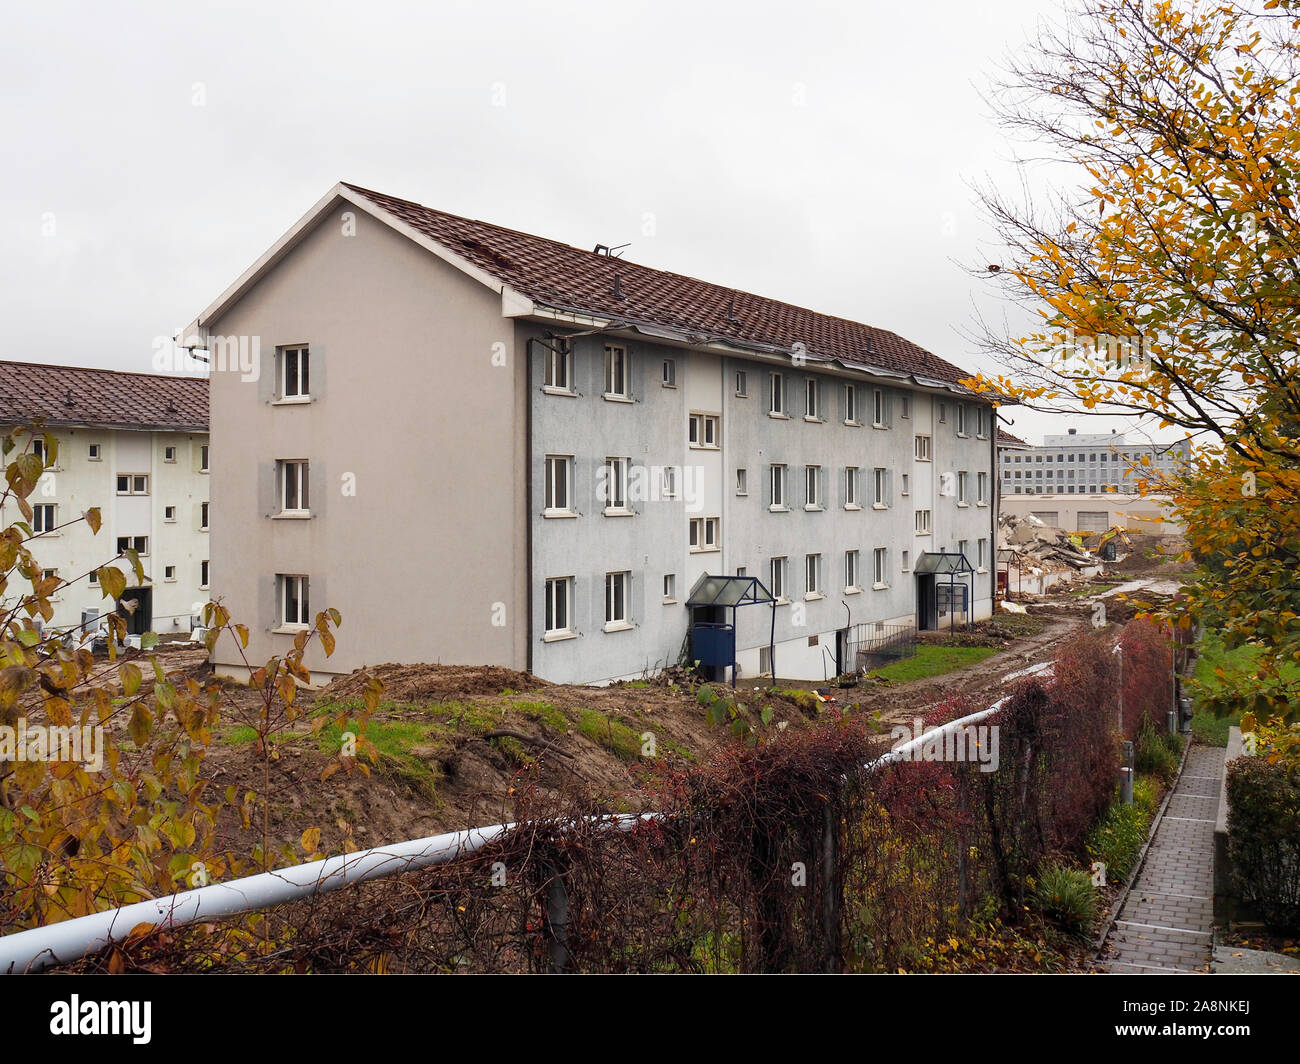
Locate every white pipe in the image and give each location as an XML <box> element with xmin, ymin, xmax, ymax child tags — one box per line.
<box><xmin>1</xmin><ymin>695</ymin><xmax>1025</xmax><ymax>974</ymax></box>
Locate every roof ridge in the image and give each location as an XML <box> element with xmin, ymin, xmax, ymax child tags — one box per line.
<box><xmin>0</xmin><ymin>359</ymin><xmax>209</xmax><ymax>384</ymax></box>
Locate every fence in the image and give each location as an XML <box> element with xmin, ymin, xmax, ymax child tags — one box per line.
<box><xmin>849</xmin><ymin>622</ymin><xmax>917</xmax><ymax>672</ymax></box>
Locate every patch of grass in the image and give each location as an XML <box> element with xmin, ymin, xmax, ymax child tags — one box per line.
<box><xmin>871</xmin><ymin>645</ymin><xmax>998</xmax><ymax>683</ymax></box>
<box><xmin>314</xmin><ymin>717</ymin><xmax>443</xmax><ymax>800</ymax></box>
<box><xmin>1032</xmin><ymin>864</ymin><xmax>1099</xmax><ymax>938</ymax></box>
<box><xmin>1135</xmin><ymin>719</ymin><xmax>1182</xmax><ymax>780</ymax></box>
<box><xmin>1086</xmin><ymin>788</ymin><xmax>1154</xmax><ymax>885</ymax></box>
<box><xmin>222</xmin><ymin>725</ymin><xmax>260</xmax><ymax>745</ymax></box>
<box><xmin>576</xmin><ymin>709</ymin><xmax>643</xmax><ymax>761</ymax></box>
<box><xmin>509</xmin><ymin>699</ymin><xmax>567</xmax><ymax>731</ymax></box>
<box><xmin>1069</xmin><ymin>582</ymin><xmax>1118</xmax><ymax>597</ymax></box>
<box><xmin>1185</xmin><ymin>632</ymin><xmax>1294</xmax><ymax>745</ymax></box>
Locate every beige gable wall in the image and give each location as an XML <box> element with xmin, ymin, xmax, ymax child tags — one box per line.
<box><xmin>205</xmin><ymin>202</ymin><xmax>527</xmax><ymax>680</ymax></box>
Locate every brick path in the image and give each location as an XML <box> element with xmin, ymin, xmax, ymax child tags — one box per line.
<box><xmin>1104</xmin><ymin>745</ymin><xmax>1226</xmax><ymax>973</ymax></box>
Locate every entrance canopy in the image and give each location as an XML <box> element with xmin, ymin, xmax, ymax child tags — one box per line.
<box><xmin>686</xmin><ymin>573</ymin><xmax>775</xmax><ymax>608</ymax></box>
<box><xmin>913</xmin><ymin>551</ymin><xmax>974</xmax><ymax>575</ymax></box>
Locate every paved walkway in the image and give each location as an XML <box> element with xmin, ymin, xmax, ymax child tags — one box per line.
<box><xmin>1104</xmin><ymin>745</ymin><xmax>1226</xmax><ymax>973</ymax></box>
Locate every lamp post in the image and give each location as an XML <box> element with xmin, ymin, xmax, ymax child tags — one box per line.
<box><xmin>1113</xmin><ymin>640</ymin><xmax>1133</xmax><ymax>805</ymax></box>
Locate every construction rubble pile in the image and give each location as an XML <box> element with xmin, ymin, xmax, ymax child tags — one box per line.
<box><xmin>998</xmin><ymin>512</ymin><xmax>1121</xmax><ymax>579</ymax></box>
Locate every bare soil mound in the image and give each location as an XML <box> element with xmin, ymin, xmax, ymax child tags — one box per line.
<box><xmin>322</xmin><ymin>663</ymin><xmax>546</xmax><ymax>703</ymax></box>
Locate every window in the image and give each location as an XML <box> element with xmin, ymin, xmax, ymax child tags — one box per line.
<box><xmin>279</xmin><ymin>460</ymin><xmax>309</xmax><ymax>514</ymax></box>
<box><xmin>164</xmin><ymin>445</ymin><xmax>177</xmax><ymax>463</ymax></box>
<box><xmin>605</xmin><ymin>571</ymin><xmax>631</xmax><ymax>628</ymax></box>
<box><xmin>769</xmin><ymin>372</ymin><xmax>787</xmax><ymax>416</ymax></box>
<box><xmin>116</xmin><ymin>535</ymin><xmax>148</xmax><ymax>556</ymax></box>
<box><xmin>735</xmin><ymin>370</ymin><xmax>748</xmax><ymax>397</ymax></box>
<box><xmin>938</xmin><ymin>402</ymin><xmax>947</xmax><ymax>423</ymax></box>
<box><xmin>915</xmin><ymin>435</ymin><xmax>931</xmax><ymax>461</ymax></box>
<box><xmin>805</xmin><ymin>378</ymin><xmax>820</xmax><ymax>420</ymax></box>
<box><xmin>33</xmin><ymin>504</ymin><xmax>56</xmax><ymax>533</ymax></box>
<box><xmin>873</xmin><ymin>468</ymin><xmax>889</xmax><ymax>508</ymax></box>
<box><xmin>164</xmin><ymin>506</ymin><xmax>176</xmax><ymax>522</ymax></box>
<box><xmin>872</xmin><ymin>388</ymin><xmax>889</xmax><ymax>428</ymax></box>
<box><xmin>604</xmin><ymin>344</ymin><xmax>629</xmax><ymax>398</ymax></box>
<box><xmin>957</xmin><ymin>471</ymin><xmax>969</xmax><ymax>505</ymax></box>
<box><xmin>88</xmin><ymin>443</ymin><xmax>101</xmax><ymax>461</ymax></box>
<box><xmin>770</xmin><ymin>464</ymin><xmax>787</xmax><ymax>509</ymax></box>
<box><xmin>41</xmin><ymin>567</ymin><xmax>58</xmax><ymax>584</ymax></box>
<box><xmin>200</xmin><ymin>560</ymin><xmax>209</xmax><ymax>588</ymax></box>
<box><xmin>662</xmin><ymin>466</ymin><xmax>677</xmax><ymax>498</ymax></box>
<box><xmin>977</xmin><ymin>472</ymin><xmax>988</xmax><ymax>505</ymax></box>
<box><xmin>662</xmin><ymin>359</ymin><xmax>677</xmax><ymax>387</ymax></box>
<box><xmin>280</xmin><ymin>346</ymin><xmax>310</xmax><ymax>399</ymax></box>
<box><xmin>900</xmin><ymin>394</ymin><xmax>912</xmax><ymax>419</ymax></box>
<box><xmin>32</xmin><ymin>438</ymin><xmax>50</xmax><ymax>465</ymax></box>
<box><xmin>116</xmin><ymin>474</ymin><xmax>149</xmax><ymax>495</ymax></box>
<box><xmin>689</xmin><ymin>517</ymin><xmax>720</xmax><ymax>551</ymax></box>
<box><xmin>873</xmin><ymin>547</ymin><xmax>888</xmax><ymax>588</ymax></box>
<box><xmin>976</xmin><ymin>406</ymin><xmax>988</xmax><ymax>438</ymax></box>
<box><xmin>544</xmin><ymin>455</ymin><xmax>572</xmax><ymax>513</ymax></box>
<box><xmin>604</xmin><ymin>457</ymin><xmax>630</xmax><ymax>513</ymax></box>
<box><xmin>200</xmin><ymin>445</ymin><xmax>209</xmax><ymax>472</ymax></box>
<box><xmin>805</xmin><ymin>465</ymin><xmax>821</xmax><ymax>509</ymax></box>
<box><xmin>902</xmin><ymin>550</ymin><xmax>911</xmax><ymax>572</ymax></box>
<box><xmin>770</xmin><ymin>556</ymin><xmax>788</xmax><ymax>601</ymax></box>
<box><xmin>845</xmin><ymin>467</ymin><xmax>859</xmax><ymax>508</ymax></box>
<box><xmin>201</xmin><ymin>502</ymin><xmax>210</xmax><ymax>530</ymax></box>
<box><xmin>543</xmin><ymin>337</ymin><xmax>572</xmax><ymax>390</ymax></box>
<box><xmin>958</xmin><ymin>539</ymin><xmax>969</xmax><ymax>562</ymax></box>
<box><xmin>978</xmin><ymin>539</ymin><xmax>987</xmax><ymax>570</ymax></box>
<box><xmin>88</xmin><ymin>570</ymin><xmax>99</xmax><ymax>586</ymax></box>
<box><xmin>844</xmin><ymin>383</ymin><xmax>858</xmax><ymax>424</ymax></box>
<box><xmin>956</xmin><ymin>403</ymin><xmax>968</xmax><ymax>436</ymax></box>
<box><xmin>736</xmin><ymin>468</ymin><xmax>748</xmax><ymax>495</ymax></box>
<box><xmin>915</xmin><ymin>509</ymin><xmax>932</xmax><ymax>534</ymax></box>
<box><xmin>759</xmin><ymin>644</ymin><xmax>772</xmax><ymax>676</ymax></box>
<box><xmin>663</xmin><ymin>574</ymin><xmax>676</xmax><ymax>602</ymax></box>
<box><xmin>689</xmin><ymin>413</ymin><xmax>720</xmax><ymax>448</ymax></box>
<box><xmin>545</xmin><ymin>577</ymin><xmax>573</xmax><ymax>635</ymax></box>
<box><xmin>845</xmin><ymin>550</ymin><xmax>860</xmax><ymax>592</ymax></box>
<box><xmin>278</xmin><ymin>574</ymin><xmax>309</xmax><ymax>627</ymax></box>
<box><xmin>805</xmin><ymin>554</ymin><xmax>821</xmax><ymax>597</ymax></box>
<box><xmin>164</xmin><ymin>565</ymin><xmax>176</xmax><ymax>581</ymax></box>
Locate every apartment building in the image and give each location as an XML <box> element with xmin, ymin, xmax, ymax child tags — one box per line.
<box><xmin>183</xmin><ymin>183</ymin><xmax>996</xmax><ymax>685</ymax></box>
<box><xmin>0</xmin><ymin>362</ymin><xmax>210</xmax><ymax>639</ymax></box>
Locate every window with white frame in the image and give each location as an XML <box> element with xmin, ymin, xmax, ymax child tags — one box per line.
<box><xmin>605</xmin><ymin>571</ymin><xmax>631</xmax><ymax>627</ymax></box>
<box><xmin>663</xmin><ymin>574</ymin><xmax>676</xmax><ymax>602</ymax></box>
<box><xmin>200</xmin><ymin>560</ymin><xmax>209</xmax><ymax>588</ymax></box>
<box><xmin>915</xmin><ymin>508</ymin><xmax>932</xmax><ymax>534</ymax></box>
<box><xmin>662</xmin><ymin>465</ymin><xmax>677</xmax><ymax>498</ymax></box>
<box><xmin>545</xmin><ymin>577</ymin><xmax>573</xmax><ymax>635</ymax></box>
<box><xmin>604</xmin><ymin>457</ymin><xmax>630</xmax><ymax>512</ymax></box>
<box><xmin>164</xmin><ymin>565</ymin><xmax>176</xmax><ymax>581</ymax></box>
<box><xmin>770</xmin><ymin>556</ymin><xmax>788</xmax><ymax>601</ymax></box>
<box><xmin>201</xmin><ymin>502</ymin><xmax>209</xmax><ymax>530</ymax></box>
<box><xmin>276</xmin><ymin>574</ymin><xmax>310</xmax><ymax>627</ymax></box>
<box><xmin>662</xmin><ymin>359</ymin><xmax>677</xmax><ymax>387</ymax></box>
<box><xmin>977</xmin><ymin>539</ymin><xmax>987</xmax><ymax>570</ymax></box>
<box><xmin>88</xmin><ymin>443</ymin><xmax>101</xmax><ymax>461</ymax></box>
<box><xmin>736</xmin><ymin>468</ymin><xmax>748</xmax><ymax>495</ymax></box>
<box><xmin>977</xmin><ymin>471</ymin><xmax>988</xmax><ymax>504</ymax></box>
<box><xmin>735</xmin><ymin>370</ymin><xmax>748</xmax><ymax>397</ymax></box>
<box><xmin>279</xmin><ymin>460</ymin><xmax>309</xmax><ymax>514</ymax></box>
<box><xmin>544</xmin><ymin>338</ymin><xmax>572</xmax><ymax>391</ymax></box>
<box><xmin>873</xmin><ymin>467</ymin><xmax>889</xmax><ymax>507</ymax></box>
<box><xmin>902</xmin><ymin>549</ymin><xmax>911</xmax><ymax>572</ymax></box>
<box><xmin>689</xmin><ymin>517</ymin><xmax>720</xmax><ymax>551</ymax></box>
<box><xmin>956</xmin><ymin>402</ymin><xmax>968</xmax><ymax>436</ymax></box>
<box><xmin>200</xmin><ymin>445</ymin><xmax>209</xmax><ymax>472</ymax></box>
<box><xmin>769</xmin><ymin>371</ymin><xmax>787</xmax><ymax>415</ymax></box>
<box><xmin>957</xmin><ymin>470</ymin><xmax>969</xmax><ymax>505</ymax></box>
<box><xmin>845</xmin><ymin>466</ymin><xmax>859</xmax><ymax>508</ymax></box>
<box><xmin>280</xmin><ymin>346</ymin><xmax>310</xmax><ymax>399</ymax></box>
<box><xmin>845</xmin><ymin>550</ymin><xmax>860</xmax><ymax>591</ymax></box>
<box><xmin>604</xmin><ymin>344</ymin><xmax>629</xmax><ymax>398</ymax></box>
<box><xmin>915</xmin><ymin>434</ymin><xmax>931</xmax><ymax>461</ymax></box>
<box><xmin>689</xmin><ymin>412</ymin><xmax>720</xmax><ymax>448</ymax></box>
<box><xmin>900</xmin><ymin>394</ymin><xmax>912</xmax><ymax>419</ymax></box>
<box><xmin>164</xmin><ymin>445</ymin><xmax>177</xmax><ymax>463</ymax></box>
<box><xmin>976</xmin><ymin>406</ymin><xmax>988</xmax><ymax>437</ymax></box>
<box><xmin>805</xmin><ymin>378</ymin><xmax>820</xmax><ymax>420</ymax></box>
<box><xmin>805</xmin><ymin>465</ymin><xmax>821</xmax><ymax>509</ymax></box>
<box><xmin>958</xmin><ymin>539</ymin><xmax>969</xmax><ymax>562</ymax></box>
<box><xmin>770</xmin><ymin>463</ymin><xmax>787</xmax><ymax>509</ymax></box>
<box><xmin>33</xmin><ymin>504</ymin><xmax>56</xmax><ymax>533</ymax></box>
<box><xmin>872</xmin><ymin>388</ymin><xmax>889</xmax><ymax>427</ymax></box>
<box><xmin>164</xmin><ymin>505</ymin><xmax>176</xmax><ymax>522</ymax></box>
<box><xmin>844</xmin><ymin>383</ymin><xmax>859</xmax><ymax>424</ymax></box>
<box><xmin>805</xmin><ymin>553</ymin><xmax>821</xmax><ymax>597</ymax></box>
<box><xmin>545</xmin><ymin>455</ymin><xmax>572</xmax><ymax>513</ymax></box>
<box><xmin>938</xmin><ymin>401</ymin><xmax>947</xmax><ymax>423</ymax></box>
<box><xmin>31</xmin><ymin>438</ymin><xmax>52</xmax><ymax>466</ymax></box>
<box><xmin>873</xmin><ymin>547</ymin><xmax>888</xmax><ymax>587</ymax></box>
<box><xmin>116</xmin><ymin>474</ymin><xmax>149</xmax><ymax>495</ymax></box>
<box><xmin>116</xmin><ymin>535</ymin><xmax>148</xmax><ymax>556</ymax></box>
<box><xmin>901</xmin><ymin>472</ymin><xmax>911</xmax><ymax>496</ymax></box>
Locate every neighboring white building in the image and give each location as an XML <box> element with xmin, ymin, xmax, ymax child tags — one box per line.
<box><xmin>0</xmin><ymin>361</ymin><xmax>210</xmax><ymax>641</ymax></box>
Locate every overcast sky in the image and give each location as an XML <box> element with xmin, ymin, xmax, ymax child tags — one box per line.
<box><xmin>0</xmin><ymin>0</ymin><xmax>1164</xmax><ymax>446</ymax></box>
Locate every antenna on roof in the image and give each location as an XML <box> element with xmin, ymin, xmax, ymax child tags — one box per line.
<box><xmin>594</xmin><ymin>243</ymin><xmax>629</xmax><ymax>258</ymax></box>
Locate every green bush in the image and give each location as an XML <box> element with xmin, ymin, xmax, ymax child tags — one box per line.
<box><xmin>1032</xmin><ymin>864</ymin><xmax>1099</xmax><ymax>937</ymax></box>
<box><xmin>1135</xmin><ymin>719</ymin><xmax>1179</xmax><ymax>780</ymax></box>
<box><xmin>1226</xmin><ymin>757</ymin><xmax>1300</xmax><ymax>933</ymax></box>
<box><xmin>1086</xmin><ymin>796</ymin><xmax>1151</xmax><ymax>885</ymax></box>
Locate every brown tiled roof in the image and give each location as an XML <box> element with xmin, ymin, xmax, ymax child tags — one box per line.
<box><xmin>997</xmin><ymin>427</ymin><xmax>1030</xmax><ymax>448</ymax></box>
<box><xmin>343</xmin><ymin>183</ymin><xmax>980</xmax><ymax>390</ymax></box>
<box><xmin>0</xmin><ymin>361</ymin><xmax>208</xmax><ymax>431</ymax></box>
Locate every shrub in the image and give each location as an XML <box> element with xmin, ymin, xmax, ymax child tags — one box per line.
<box><xmin>1032</xmin><ymin>864</ymin><xmax>1098</xmax><ymax>937</ymax></box>
<box><xmin>1135</xmin><ymin>719</ymin><xmax>1179</xmax><ymax>780</ymax></box>
<box><xmin>1133</xmin><ymin>775</ymin><xmax>1160</xmax><ymax>818</ymax></box>
<box><xmin>1085</xmin><ymin>795</ymin><xmax>1151</xmax><ymax>885</ymax></box>
<box><xmin>1226</xmin><ymin>756</ymin><xmax>1300</xmax><ymax>932</ymax></box>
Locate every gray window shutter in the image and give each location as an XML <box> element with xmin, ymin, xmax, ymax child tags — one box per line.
<box><xmin>260</xmin><ymin>574</ymin><xmax>278</xmax><ymax>631</ymax></box>
<box><xmin>258</xmin><ymin>461</ymin><xmax>277</xmax><ymax>517</ymax></box>
<box><xmin>308</xmin><ymin>460</ymin><xmax>327</xmax><ymax>519</ymax></box>
<box><xmin>632</xmin><ymin>570</ymin><xmax>644</xmax><ymax>626</ymax></box>
<box><xmin>257</xmin><ymin>347</ymin><xmax>277</xmax><ymax>404</ymax></box>
<box><xmin>308</xmin><ymin>572</ymin><xmax>325</xmax><ymax>627</ymax></box>
<box><xmin>310</xmin><ymin>345</ymin><xmax>325</xmax><ymax>400</ymax></box>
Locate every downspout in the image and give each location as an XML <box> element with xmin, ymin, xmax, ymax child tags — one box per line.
<box><xmin>525</xmin><ymin>336</ymin><xmax>535</xmax><ymax>677</ymax></box>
